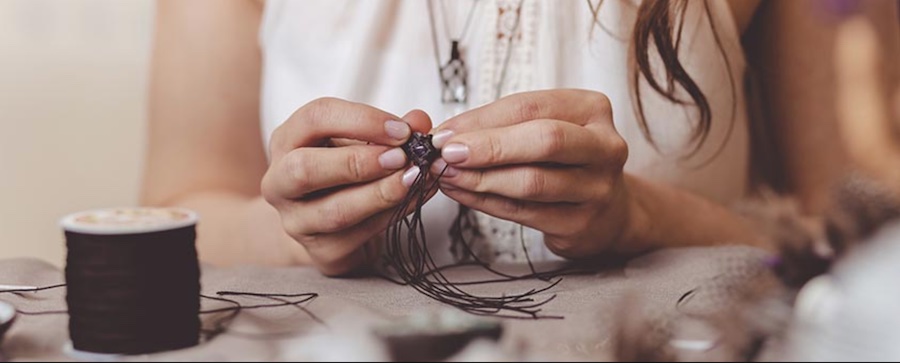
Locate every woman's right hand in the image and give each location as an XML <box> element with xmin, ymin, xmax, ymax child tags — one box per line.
<box><xmin>261</xmin><ymin>98</ymin><xmax>433</xmax><ymax>276</ymax></box>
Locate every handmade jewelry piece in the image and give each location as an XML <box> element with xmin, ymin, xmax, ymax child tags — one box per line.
<box><xmin>427</xmin><ymin>0</ymin><xmax>479</xmax><ymax>104</ymax></box>
<box><xmin>402</xmin><ymin>132</ymin><xmax>439</xmax><ymax>168</ymax></box>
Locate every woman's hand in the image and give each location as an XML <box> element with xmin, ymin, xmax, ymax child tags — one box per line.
<box><xmin>429</xmin><ymin>89</ymin><xmax>635</xmax><ymax>258</ymax></box>
<box><xmin>262</xmin><ymin>98</ymin><xmax>433</xmax><ymax>275</ymax></box>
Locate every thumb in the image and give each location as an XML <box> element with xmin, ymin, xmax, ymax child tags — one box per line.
<box><xmin>400</xmin><ymin>109</ymin><xmax>434</xmax><ymax>135</ymax></box>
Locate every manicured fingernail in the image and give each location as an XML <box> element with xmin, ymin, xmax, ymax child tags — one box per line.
<box><xmin>431</xmin><ymin>130</ymin><xmax>454</xmax><ymax>148</ymax></box>
<box><xmin>402</xmin><ymin>166</ymin><xmax>421</xmax><ymax>187</ymax></box>
<box><xmin>378</xmin><ymin>148</ymin><xmax>407</xmax><ymax>170</ymax></box>
<box><xmin>441</xmin><ymin>143</ymin><xmax>469</xmax><ymax>164</ymax></box>
<box><xmin>385</xmin><ymin>120</ymin><xmax>411</xmax><ymax>140</ymax></box>
<box><xmin>431</xmin><ymin>158</ymin><xmax>459</xmax><ymax>177</ymax></box>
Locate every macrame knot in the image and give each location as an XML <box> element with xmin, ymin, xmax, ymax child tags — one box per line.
<box><xmin>402</xmin><ymin>132</ymin><xmax>440</xmax><ymax>168</ymax></box>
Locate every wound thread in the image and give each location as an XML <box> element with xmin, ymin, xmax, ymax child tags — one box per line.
<box><xmin>62</xmin><ymin>208</ymin><xmax>201</xmax><ymax>355</ymax></box>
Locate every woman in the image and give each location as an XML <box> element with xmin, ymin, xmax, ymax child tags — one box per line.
<box><xmin>142</xmin><ymin>0</ymin><xmax>899</xmax><ymax>275</ymax></box>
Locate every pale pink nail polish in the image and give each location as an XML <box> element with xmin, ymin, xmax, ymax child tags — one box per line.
<box><xmin>431</xmin><ymin>130</ymin><xmax>454</xmax><ymax>149</ymax></box>
<box><xmin>378</xmin><ymin>148</ymin><xmax>407</xmax><ymax>170</ymax></box>
<box><xmin>441</xmin><ymin>143</ymin><xmax>469</xmax><ymax>164</ymax></box>
<box><xmin>384</xmin><ymin>120</ymin><xmax>411</xmax><ymax>140</ymax></box>
<box><xmin>402</xmin><ymin>166</ymin><xmax>421</xmax><ymax>187</ymax></box>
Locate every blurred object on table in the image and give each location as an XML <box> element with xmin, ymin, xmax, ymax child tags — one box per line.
<box><xmin>785</xmin><ymin>15</ymin><xmax>900</xmax><ymax>362</ymax></box>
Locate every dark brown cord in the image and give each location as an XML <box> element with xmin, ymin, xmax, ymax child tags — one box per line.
<box><xmin>2</xmin><ymin>283</ymin><xmax>323</xmax><ymax>341</ymax></box>
<box><xmin>381</xmin><ymin>135</ymin><xmax>586</xmax><ymax>320</ymax></box>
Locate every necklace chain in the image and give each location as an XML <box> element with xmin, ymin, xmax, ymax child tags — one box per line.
<box><xmin>440</xmin><ymin>0</ymin><xmax>478</xmax><ymax>42</ymax></box>
<box><xmin>427</xmin><ymin>0</ymin><xmax>525</xmax><ymax>105</ymax></box>
<box><xmin>427</xmin><ymin>0</ymin><xmax>479</xmax><ymax>104</ymax></box>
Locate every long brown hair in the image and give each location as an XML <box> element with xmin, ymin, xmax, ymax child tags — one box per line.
<box><xmin>590</xmin><ymin>0</ymin><xmax>736</xmax><ymax>159</ymax></box>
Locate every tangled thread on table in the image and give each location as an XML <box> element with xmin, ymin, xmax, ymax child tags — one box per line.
<box><xmin>0</xmin><ymin>284</ymin><xmax>324</xmax><ymax>340</ymax></box>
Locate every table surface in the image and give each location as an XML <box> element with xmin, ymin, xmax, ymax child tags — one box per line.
<box><xmin>0</xmin><ymin>245</ymin><xmax>775</xmax><ymax>361</ymax></box>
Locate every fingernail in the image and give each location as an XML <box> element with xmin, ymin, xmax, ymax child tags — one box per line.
<box><xmin>385</xmin><ymin>120</ymin><xmax>411</xmax><ymax>140</ymax></box>
<box><xmin>402</xmin><ymin>166</ymin><xmax>421</xmax><ymax>188</ymax></box>
<box><xmin>431</xmin><ymin>158</ymin><xmax>459</xmax><ymax>177</ymax></box>
<box><xmin>440</xmin><ymin>182</ymin><xmax>459</xmax><ymax>192</ymax></box>
<box><xmin>431</xmin><ymin>130</ymin><xmax>454</xmax><ymax>148</ymax></box>
<box><xmin>378</xmin><ymin>148</ymin><xmax>407</xmax><ymax>170</ymax></box>
<box><xmin>441</xmin><ymin>143</ymin><xmax>469</xmax><ymax>164</ymax></box>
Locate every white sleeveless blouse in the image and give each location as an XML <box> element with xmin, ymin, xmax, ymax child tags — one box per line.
<box><xmin>259</xmin><ymin>0</ymin><xmax>750</xmax><ymax>262</ymax></box>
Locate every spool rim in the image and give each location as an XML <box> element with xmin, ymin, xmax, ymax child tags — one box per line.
<box><xmin>60</xmin><ymin>207</ymin><xmax>198</xmax><ymax>235</ymax></box>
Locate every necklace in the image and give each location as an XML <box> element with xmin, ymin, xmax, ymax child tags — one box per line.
<box><xmin>427</xmin><ymin>0</ymin><xmax>526</xmax><ymax>106</ymax></box>
<box><xmin>427</xmin><ymin>0</ymin><xmax>479</xmax><ymax>104</ymax></box>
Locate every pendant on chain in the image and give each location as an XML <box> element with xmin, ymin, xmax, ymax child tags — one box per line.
<box><xmin>440</xmin><ymin>41</ymin><xmax>468</xmax><ymax>104</ymax></box>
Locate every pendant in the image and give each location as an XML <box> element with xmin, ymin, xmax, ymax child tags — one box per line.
<box><xmin>440</xmin><ymin>41</ymin><xmax>468</xmax><ymax>104</ymax></box>
<box><xmin>402</xmin><ymin>132</ymin><xmax>439</xmax><ymax>168</ymax></box>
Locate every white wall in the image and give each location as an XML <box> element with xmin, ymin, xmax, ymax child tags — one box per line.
<box><xmin>0</xmin><ymin>0</ymin><xmax>154</xmax><ymax>265</ymax></box>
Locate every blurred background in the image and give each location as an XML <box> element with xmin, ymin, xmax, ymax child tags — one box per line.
<box><xmin>0</xmin><ymin>0</ymin><xmax>153</xmax><ymax>265</ymax></box>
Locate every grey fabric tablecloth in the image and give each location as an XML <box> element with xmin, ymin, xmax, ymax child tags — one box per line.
<box><xmin>0</xmin><ymin>245</ymin><xmax>775</xmax><ymax>361</ymax></box>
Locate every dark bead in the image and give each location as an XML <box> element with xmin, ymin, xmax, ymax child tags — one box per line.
<box><xmin>402</xmin><ymin>132</ymin><xmax>439</xmax><ymax>168</ymax></box>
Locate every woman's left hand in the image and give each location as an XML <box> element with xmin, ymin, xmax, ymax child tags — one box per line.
<box><xmin>429</xmin><ymin>89</ymin><xmax>635</xmax><ymax>258</ymax></box>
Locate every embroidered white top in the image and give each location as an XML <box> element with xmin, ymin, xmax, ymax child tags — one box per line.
<box><xmin>259</xmin><ymin>0</ymin><xmax>750</xmax><ymax>263</ymax></box>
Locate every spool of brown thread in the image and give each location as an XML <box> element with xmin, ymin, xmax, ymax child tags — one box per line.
<box><xmin>60</xmin><ymin>208</ymin><xmax>200</xmax><ymax>356</ymax></box>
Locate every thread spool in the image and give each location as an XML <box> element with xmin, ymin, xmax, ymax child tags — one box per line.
<box><xmin>60</xmin><ymin>207</ymin><xmax>200</xmax><ymax>356</ymax></box>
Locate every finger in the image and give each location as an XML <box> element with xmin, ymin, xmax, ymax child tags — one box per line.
<box><xmin>439</xmin><ymin>185</ymin><xmax>580</xmax><ymax>237</ymax></box>
<box><xmin>835</xmin><ymin>18</ymin><xmax>900</xmax><ymax>184</ymax></box>
<box><xmin>292</xmin><ymin>177</ymin><xmax>440</xmax><ymax>274</ymax></box>
<box><xmin>437</xmin><ymin>119</ymin><xmax>624</xmax><ymax>168</ymax></box>
<box><xmin>330</xmin><ymin>109</ymin><xmax>434</xmax><ymax>148</ymax></box>
<box><xmin>308</xmin><ymin>184</ymin><xmax>439</xmax><ymax>262</ymax></box>
<box><xmin>264</xmin><ymin>144</ymin><xmax>409</xmax><ymax>200</ymax></box>
<box><xmin>270</xmin><ymin>98</ymin><xmax>410</xmax><ymax>159</ymax></box>
<box><xmin>303</xmin><ymin>233</ymin><xmax>384</xmax><ymax>277</ymax></box>
<box><xmin>434</xmin><ymin>89</ymin><xmax>612</xmax><ymax>136</ymax></box>
<box><xmin>289</xmin><ymin>166</ymin><xmax>422</xmax><ymax>236</ymax></box>
<box><xmin>436</xmin><ymin>163</ymin><xmax>600</xmax><ymax>203</ymax></box>
<box><xmin>402</xmin><ymin>109</ymin><xmax>434</xmax><ymax>135</ymax></box>
<box><xmin>307</xmin><ymin>245</ymin><xmax>371</xmax><ymax>277</ymax></box>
